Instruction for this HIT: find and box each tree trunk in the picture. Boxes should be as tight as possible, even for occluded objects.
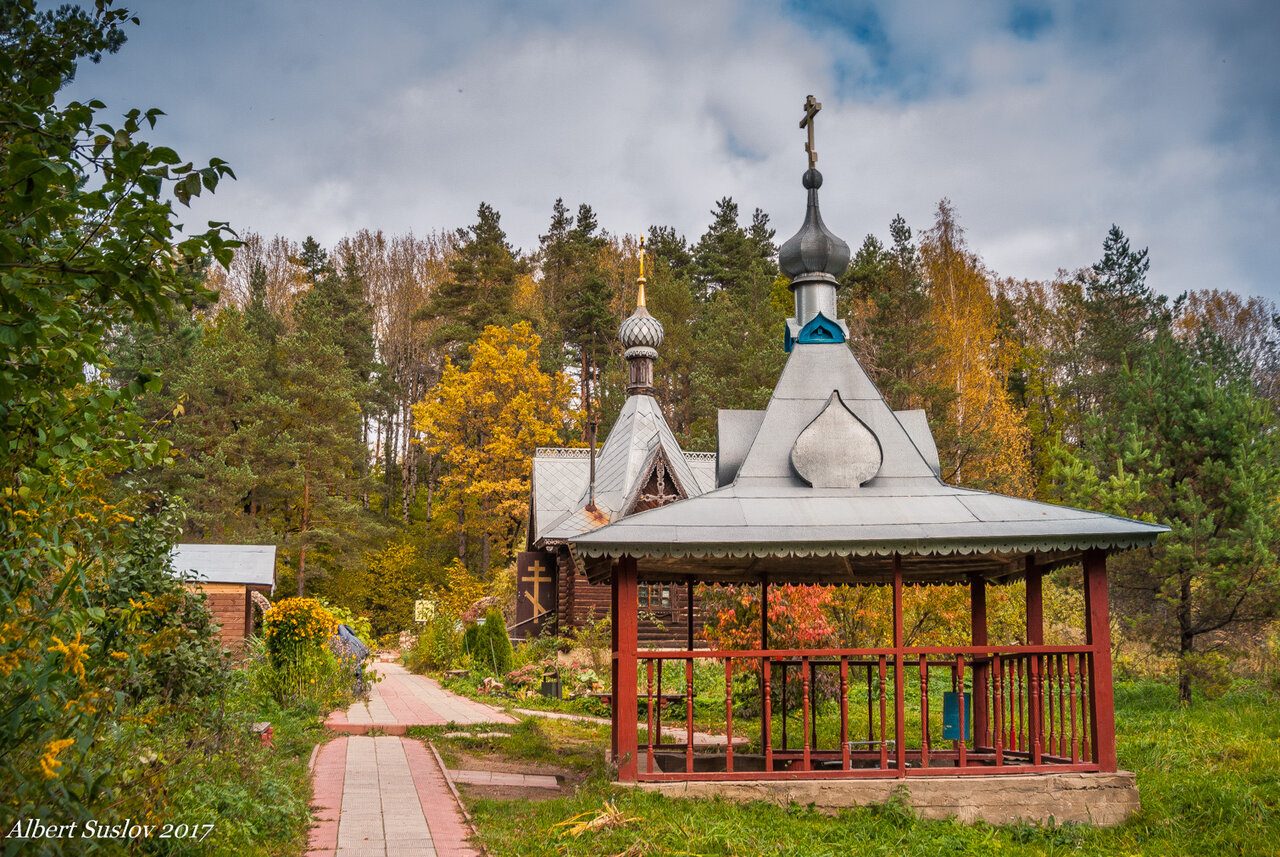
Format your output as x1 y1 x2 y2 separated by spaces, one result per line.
481 495 491 574
384 408 398 517
297 471 310 597
457 504 466 561
1178 570 1194 704
424 453 434 521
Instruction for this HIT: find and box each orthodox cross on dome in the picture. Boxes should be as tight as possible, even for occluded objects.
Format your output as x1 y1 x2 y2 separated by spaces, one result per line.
800 94 822 170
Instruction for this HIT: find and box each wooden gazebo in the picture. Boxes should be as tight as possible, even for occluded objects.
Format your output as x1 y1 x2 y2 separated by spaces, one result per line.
567 145 1166 822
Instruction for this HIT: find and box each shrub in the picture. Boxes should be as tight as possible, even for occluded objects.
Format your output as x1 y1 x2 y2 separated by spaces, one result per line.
462 608 513 676
406 615 461 673
260 598 342 705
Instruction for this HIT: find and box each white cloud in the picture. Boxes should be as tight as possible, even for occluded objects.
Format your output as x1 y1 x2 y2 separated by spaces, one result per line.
63 0 1280 300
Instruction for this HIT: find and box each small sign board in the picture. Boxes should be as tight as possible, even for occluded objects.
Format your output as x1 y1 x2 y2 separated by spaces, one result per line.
414 599 435 624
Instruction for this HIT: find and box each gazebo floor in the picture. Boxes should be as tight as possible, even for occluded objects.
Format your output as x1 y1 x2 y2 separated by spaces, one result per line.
627 769 1139 826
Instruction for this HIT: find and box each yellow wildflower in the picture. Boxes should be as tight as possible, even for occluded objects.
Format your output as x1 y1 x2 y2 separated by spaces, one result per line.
48 633 88 683
39 738 74 779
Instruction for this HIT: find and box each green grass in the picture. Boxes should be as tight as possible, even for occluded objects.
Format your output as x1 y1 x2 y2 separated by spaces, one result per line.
464 681 1280 857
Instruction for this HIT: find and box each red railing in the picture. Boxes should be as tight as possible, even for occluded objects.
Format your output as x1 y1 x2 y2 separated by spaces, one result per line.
634 646 1098 781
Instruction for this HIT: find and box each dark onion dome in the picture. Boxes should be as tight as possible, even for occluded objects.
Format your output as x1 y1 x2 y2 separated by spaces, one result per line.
778 169 851 281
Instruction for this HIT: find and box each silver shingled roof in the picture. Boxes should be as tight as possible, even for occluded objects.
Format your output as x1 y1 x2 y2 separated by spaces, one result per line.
531 395 714 544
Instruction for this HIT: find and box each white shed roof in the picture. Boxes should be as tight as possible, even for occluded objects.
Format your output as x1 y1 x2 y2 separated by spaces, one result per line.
170 544 277 592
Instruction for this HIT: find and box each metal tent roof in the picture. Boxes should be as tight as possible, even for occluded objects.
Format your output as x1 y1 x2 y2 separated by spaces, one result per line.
571 342 1167 585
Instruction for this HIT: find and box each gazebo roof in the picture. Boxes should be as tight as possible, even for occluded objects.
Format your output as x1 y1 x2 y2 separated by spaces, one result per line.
571 167 1167 586
573 343 1165 584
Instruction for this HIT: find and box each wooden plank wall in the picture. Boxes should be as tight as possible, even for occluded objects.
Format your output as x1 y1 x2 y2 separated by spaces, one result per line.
190 582 246 651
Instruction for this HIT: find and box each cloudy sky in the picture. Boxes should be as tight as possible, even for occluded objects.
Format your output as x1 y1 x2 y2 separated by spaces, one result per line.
63 0 1280 300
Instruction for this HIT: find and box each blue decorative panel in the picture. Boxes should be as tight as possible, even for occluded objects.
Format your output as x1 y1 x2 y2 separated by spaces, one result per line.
797 312 846 345
942 691 969 741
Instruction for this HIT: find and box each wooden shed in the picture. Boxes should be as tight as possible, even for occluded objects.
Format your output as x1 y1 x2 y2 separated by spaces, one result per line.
171 544 277 651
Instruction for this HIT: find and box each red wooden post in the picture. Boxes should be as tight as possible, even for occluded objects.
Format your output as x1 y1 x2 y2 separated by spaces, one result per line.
801 657 811 771
839 656 850 770
646 659 655 774
725 659 735 773
970 572 989 749
878 656 888 770
956 654 967 769
1026 556 1044 765
919 654 930 768
763 656 773 771
993 653 1004 767
611 566 620 762
613 556 640 781
893 554 906 777
760 574 769 764
685 657 695 773
1083 549 1118 771
1025 556 1044 645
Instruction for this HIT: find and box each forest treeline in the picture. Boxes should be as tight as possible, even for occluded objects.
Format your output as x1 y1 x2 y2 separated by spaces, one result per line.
111 194 1280 700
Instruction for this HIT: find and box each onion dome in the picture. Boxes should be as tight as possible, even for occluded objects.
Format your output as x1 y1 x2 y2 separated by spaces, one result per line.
619 305 664 352
621 238 662 394
778 169 851 282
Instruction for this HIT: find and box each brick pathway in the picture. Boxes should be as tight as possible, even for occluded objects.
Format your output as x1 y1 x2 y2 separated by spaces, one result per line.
307 736 479 857
327 662 514 734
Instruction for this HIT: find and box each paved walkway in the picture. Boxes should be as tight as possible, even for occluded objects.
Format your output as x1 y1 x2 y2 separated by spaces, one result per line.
308 736 479 857
327 662 514 734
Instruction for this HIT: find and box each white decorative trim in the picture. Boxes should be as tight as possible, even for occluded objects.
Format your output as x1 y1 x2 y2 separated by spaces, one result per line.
573 535 1161 560
535 448 591 458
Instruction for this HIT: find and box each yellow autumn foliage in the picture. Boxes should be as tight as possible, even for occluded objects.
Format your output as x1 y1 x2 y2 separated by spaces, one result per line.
412 322 572 571
920 200 1034 496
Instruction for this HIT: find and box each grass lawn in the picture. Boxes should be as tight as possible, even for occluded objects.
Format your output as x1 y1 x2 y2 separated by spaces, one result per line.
457 681 1280 857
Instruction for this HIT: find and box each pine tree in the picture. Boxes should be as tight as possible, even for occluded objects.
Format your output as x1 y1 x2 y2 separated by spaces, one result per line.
425 203 525 364
1075 225 1168 410
843 215 952 417
685 200 784 447
1051 327 1280 702
560 205 616 444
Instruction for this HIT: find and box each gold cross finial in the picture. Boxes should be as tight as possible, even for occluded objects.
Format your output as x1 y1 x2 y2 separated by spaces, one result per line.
800 95 822 170
637 235 647 309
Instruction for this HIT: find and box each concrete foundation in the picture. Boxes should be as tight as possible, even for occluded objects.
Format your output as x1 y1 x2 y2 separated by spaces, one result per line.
632 771 1140 827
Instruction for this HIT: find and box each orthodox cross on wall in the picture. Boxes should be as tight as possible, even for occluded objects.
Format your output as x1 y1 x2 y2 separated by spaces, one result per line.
519 560 550 613
800 94 822 170
514 555 555 626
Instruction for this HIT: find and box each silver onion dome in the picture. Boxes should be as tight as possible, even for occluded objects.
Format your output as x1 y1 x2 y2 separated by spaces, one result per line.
619 305 664 352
